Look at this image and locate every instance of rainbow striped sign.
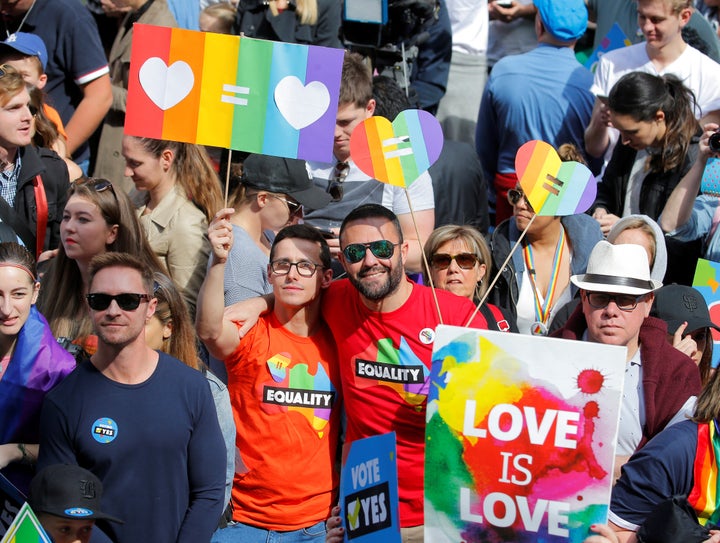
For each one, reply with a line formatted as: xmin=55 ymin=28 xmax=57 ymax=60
xmin=125 ymin=24 xmax=344 ymax=162
xmin=0 ymin=503 xmax=52 ymax=543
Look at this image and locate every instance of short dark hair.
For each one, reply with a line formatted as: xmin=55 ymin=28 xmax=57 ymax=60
xmin=270 ymin=224 xmax=331 ymax=270
xmin=88 ymin=252 xmax=154 ymax=294
xmin=339 ymin=204 xmax=403 ymax=243
xmin=372 ymin=75 xmax=411 ymax=119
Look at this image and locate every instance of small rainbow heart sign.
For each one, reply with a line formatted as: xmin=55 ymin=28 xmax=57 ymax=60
xmin=515 ymin=140 xmax=597 ymax=216
xmin=350 ymin=110 xmax=444 ymax=187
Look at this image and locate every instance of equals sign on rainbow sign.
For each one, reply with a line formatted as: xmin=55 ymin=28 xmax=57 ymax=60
xmin=125 ymin=24 xmax=344 ymax=162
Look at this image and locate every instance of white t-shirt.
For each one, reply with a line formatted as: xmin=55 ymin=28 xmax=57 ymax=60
xmin=446 ymin=0 xmax=488 ymax=56
xmin=591 ymin=42 xmax=720 ymax=118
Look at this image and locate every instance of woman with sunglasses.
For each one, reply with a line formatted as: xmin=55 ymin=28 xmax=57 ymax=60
xmin=219 ymin=153 xmax=331 ymax=305
xmin=488 ymin=144 xmax=603 ymax=335
xmin=424 ymin=224 xmax=516 ymax=331
xmin=0 ymin=242 xmax=74 ymax=493
xmin=38 ymin=177 xmax=164 ymax=357
xmin=121 ymin=136 xmax=223 ymax=315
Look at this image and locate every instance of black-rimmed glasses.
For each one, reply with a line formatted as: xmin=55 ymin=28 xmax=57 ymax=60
xmin=270 ymin=260 xmax=322 ymax=277
xmin=86 ymin=292 xmax=151 ymax=311
xmin=342 ymin=240 xmax=399 ymax=264
xmin=327 ymin=161 xmax=349 ymax=202
xmin=585 ymin=292 xmax=646 ymax=312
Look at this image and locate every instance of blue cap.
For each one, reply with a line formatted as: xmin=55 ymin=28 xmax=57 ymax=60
xmin=534 ymin=0 xmax=587 ymax=42
xmin=0 ymin=32 xmax=48 ymax=71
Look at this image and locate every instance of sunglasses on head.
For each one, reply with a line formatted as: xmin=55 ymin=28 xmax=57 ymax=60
xmin=86 ymin=292 xmax=151 ymax=311
xmin=507 ymin=188 xmax=533 ymax=210
xmin=342 ymin=240 xmax=398 ymax=264
xmin=430 ymin=252 xmax=479 ymax=270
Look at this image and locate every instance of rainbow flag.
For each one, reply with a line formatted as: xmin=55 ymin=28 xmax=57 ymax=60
xmin=0 ymin=503 xmax=52 ymax=543
xmin=688 ymin=421 xmax=720 ymax=525
xmin=125 ymin=24 xmax=344 ymax=162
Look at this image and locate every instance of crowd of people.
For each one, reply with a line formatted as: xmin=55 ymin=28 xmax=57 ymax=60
xmin=2 ymin=0 xmax=720 ymax=542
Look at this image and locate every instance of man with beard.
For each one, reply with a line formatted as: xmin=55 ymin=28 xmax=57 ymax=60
xmin=227 ymin=204 xmax=494 ymax=541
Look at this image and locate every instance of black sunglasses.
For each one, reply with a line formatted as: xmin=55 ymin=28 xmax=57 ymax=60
xmin=507 ymin=188 xmax=533 ymax=210
xmin=430 ymin=252 xmax=479 ymax=270
xmin=342 ymin=240 xmax=398 ymax=264
xmin=327 ymin=161 xmax=349 ymax=202
xmin=86 ymin=292 xmax=151 ymax=311
xmin=585 ymin=292 xmax=645 ymax=312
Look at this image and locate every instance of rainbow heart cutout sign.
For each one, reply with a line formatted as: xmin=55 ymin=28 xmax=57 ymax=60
xmin=515 ymin=140 xmax=596 ymax=216
xmin=350 ymin=110 xmax=444 ymax=187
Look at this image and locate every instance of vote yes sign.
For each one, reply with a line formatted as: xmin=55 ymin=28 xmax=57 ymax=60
xmin=339 ymin=432 xmax=400 ymax=542
xmin=426 ymin=327 xmax=625 ymax=543
xmin=125 ymin=24 xmax=344 ymax=162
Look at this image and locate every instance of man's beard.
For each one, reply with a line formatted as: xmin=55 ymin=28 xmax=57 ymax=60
xmin=347 ymin=262 xmax=403 ymax=301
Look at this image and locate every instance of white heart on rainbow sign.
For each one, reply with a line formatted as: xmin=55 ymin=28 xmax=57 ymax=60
xmin=274 ymin=76 xmax=331 ymax=130
xmin=139 ymin=57 xmax=194 ymax=111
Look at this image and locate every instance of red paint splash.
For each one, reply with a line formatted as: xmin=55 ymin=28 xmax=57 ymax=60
xmin=577 ymin=369 xmax=604 ymax=394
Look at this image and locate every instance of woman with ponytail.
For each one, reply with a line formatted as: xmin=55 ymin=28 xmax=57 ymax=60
xmin=121 ymin=136 xmax=223 ymax=314
xmin=590 ymin=72 xmax=702 ymax=283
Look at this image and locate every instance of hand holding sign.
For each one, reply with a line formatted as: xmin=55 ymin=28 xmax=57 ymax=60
xmin=350 ymin=110 xmax=444 ymax=187
xmin=515 ymin=140 xmax=596 ymax=216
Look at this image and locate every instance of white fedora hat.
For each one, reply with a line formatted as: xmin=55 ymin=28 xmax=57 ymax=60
xmin=571 ymin=240 xmax=662 ymax=295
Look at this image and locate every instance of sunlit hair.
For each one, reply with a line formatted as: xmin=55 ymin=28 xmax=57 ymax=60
xmin=557 ymin=143 xmax=586 ymax=164
xmin=29 ymin=86 xmax=59 ymax=150
xmin=38 ymin=178 xmax=165 ymax=339
xmin=423 ymin=225 xmax=491 ymax=300
xmin=267 ymin=0 xmax=317 ymax=24
xmin=0 ymin=242 xmax=36 ymax=282
xmin=0 ymin=64 xmax=25 ymax=107
xmin=150 ymin=272 xmax=200 ymax=369
xmin=609 ymin=72 xmax=699 ymax=172
xmin=340 ymin=204 xmax=403 ymax=244
xmin=339 ymin=52 xmax=373 ymax=108
xmin=609 ymin=217 xmax=657 ymax=268
xmin=640 ymin=0 xmax=692 ymax=15
xmin=201 ymin=2 xmax=236 ymax=34
xmin=88 ymin=252 xmax=154 ymax=295
xmin=270 ymin=224 xmax=331 ymax=269
xmin=129 ymin=138 xmax=223 ymax=222
xmin=693 ymin=358 xmax=720 ymax=422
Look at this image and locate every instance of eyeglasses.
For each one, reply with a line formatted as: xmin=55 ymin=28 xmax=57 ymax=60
xmin=507 ymin=188 xmax=533 ymax=210
xmin=270 ymin=259 xmax=322 ymax=277
xmin=86 ymin=292 xmax=151 ymax=311
xmin=342 ymin=240 xmax=399 ymax=264
xmin=327 ymin=161 xmax=349 ymax=202
xmin=585 ymin=292 xmax=646 ymax=312
xmin=430 ymin=252 xmax=479 ymax=270
xmin=271 ymin=195 xmax=303 ymax=217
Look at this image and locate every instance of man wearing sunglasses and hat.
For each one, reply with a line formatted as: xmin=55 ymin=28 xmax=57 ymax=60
xmin=38 ymin=252 xmax=226 ymax=543
xmin=552 ymin=241 xmax=701 ymax=479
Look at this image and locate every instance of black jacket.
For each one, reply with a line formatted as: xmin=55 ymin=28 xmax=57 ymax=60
xmin=10 ymin=146 xmax=70 ymax=252
xmin=591 ymin=129 xmax=701 ymax=220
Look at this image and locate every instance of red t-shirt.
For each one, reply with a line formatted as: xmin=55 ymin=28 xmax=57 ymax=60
xmin=226 ymin=313 xmax=342 ymax=530
xmin=322 ymin=279 xmax=488 ymax=527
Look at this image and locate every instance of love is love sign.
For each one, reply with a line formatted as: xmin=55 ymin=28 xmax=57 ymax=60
xmin=426 ymin=327 xmax=625 ymax=543
xmin=515 ymin=140 xmax=597 ymax=216
xmin=125 ymin=24 xmax=344 ymax=162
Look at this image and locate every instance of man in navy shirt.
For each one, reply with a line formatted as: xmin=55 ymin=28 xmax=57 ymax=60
xmin=39 ymin=252 xmax=225 ymax=543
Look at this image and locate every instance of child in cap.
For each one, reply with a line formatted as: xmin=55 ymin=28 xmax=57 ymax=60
xmin=0 ymin=33 xmax=69 ymax=159
xmin=28 ymin=464 xmax=122 ymax=543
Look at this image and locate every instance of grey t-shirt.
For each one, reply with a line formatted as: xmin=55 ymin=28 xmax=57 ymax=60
xmin=223 ymin=225 xmax=272 ymax=306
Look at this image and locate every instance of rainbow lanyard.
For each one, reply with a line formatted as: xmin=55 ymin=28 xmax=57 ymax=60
xmin=523 ymin=227 xmax=566 ymax=329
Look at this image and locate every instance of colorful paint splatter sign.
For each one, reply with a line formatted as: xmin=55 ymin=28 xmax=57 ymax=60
xmin=426 ymin=326 xmax=625 ymax=543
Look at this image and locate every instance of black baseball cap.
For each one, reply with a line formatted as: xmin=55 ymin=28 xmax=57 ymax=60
xmin=29 ymin=465 xmax=123 ymax=523
xmin=650 ymin=284 xmax=720 ymax=335
xmin=242 ymin=154 xmax=332 ymax=211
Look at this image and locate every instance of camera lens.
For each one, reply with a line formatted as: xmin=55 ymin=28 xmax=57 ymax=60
xmin=709 ymin=131 xmax=720 ymax=153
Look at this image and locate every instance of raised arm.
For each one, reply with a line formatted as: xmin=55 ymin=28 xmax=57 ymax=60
xmin=659 ymin=123 xmax=718 ymax=233
xmin=196 ymin=208 xmax=243 ymax=360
